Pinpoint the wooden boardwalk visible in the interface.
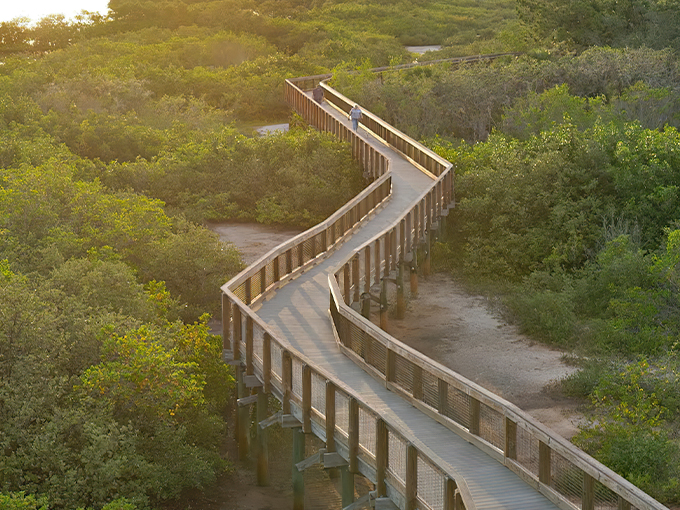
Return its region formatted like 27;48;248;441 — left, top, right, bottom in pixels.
223;73;666;510
253;98;560;510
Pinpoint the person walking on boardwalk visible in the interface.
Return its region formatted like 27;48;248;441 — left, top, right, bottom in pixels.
312;85;324;104
349;104;362;131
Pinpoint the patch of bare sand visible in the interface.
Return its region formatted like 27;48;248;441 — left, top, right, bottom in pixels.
386;273;584;439
210;222;304;265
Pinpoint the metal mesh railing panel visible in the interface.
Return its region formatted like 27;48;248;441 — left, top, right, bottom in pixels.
394;353;414;394
253;326;264;370
250;272;261;301
594;478;620;510
302;237;315;264
444;385;469;429
417;457;445;510
271;342;283;382
422;370;439;410
348;322;365;359
232;282;246;302
265;261;275;289
479;401;504;450
336;391;349;437
311;372;326;415
291;245;302;271
388;430;406;486
278;254;287;279
292;358;303;400
367;339;387;376
516;426;539;477
551;449;583;507
358;407;376;457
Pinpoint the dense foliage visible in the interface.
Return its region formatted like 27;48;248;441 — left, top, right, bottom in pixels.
517;0;680;50
0;0;381;507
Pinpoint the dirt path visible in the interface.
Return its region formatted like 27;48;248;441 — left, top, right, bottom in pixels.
386;273;583;439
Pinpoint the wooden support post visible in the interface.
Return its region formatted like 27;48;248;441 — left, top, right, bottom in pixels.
396;262;405;319
374;240;380;286
246;316;254;375
583;472;595;510
364;246;371;294
282;351;292;414
221;294;231;351
352;256;360;304
386;349;396;383
263;333;271;394
438;379;448;417
292;427;305;510
376;419;388;497
343;263;351;305
273;255;280;283
286;249;293;274
445;478;458;510
384;231;391;278
302;365;312;434
505;418;517;460
260;266;266;296
237;367;249;460
348;398;359;474
340;465;354;509
391;227;398;272
412;365;423;401
325;381;336;453
469;397;480;436
539;440;551;486
245;279;252;305
455;491;463;510
256;388;269;486
410;262;418;298
361;293;371;320
233;363;241;446
423;231;431;276
405;213;412;254
405;444;418;510
380;278;388;330
233;304;242;361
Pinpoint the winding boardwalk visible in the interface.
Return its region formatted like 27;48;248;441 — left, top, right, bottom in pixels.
222;68;667;510
256;102;558;509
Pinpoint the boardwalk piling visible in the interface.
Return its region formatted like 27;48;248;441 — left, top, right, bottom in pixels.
256;388;269;486
292;427;305;510
380;279;388;329
396;262;405;319
236;365;249;460
410;262;418;297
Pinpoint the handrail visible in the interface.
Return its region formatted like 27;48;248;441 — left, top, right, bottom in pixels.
319;83;451;178
222;78;474;509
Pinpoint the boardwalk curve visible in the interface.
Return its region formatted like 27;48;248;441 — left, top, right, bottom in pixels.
221;61;668;510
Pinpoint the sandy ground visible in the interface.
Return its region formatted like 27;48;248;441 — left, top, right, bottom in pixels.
210;222;303;265
386;273;583;439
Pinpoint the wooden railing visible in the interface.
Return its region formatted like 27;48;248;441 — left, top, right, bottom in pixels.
222;77;474;509
223;58;668;510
